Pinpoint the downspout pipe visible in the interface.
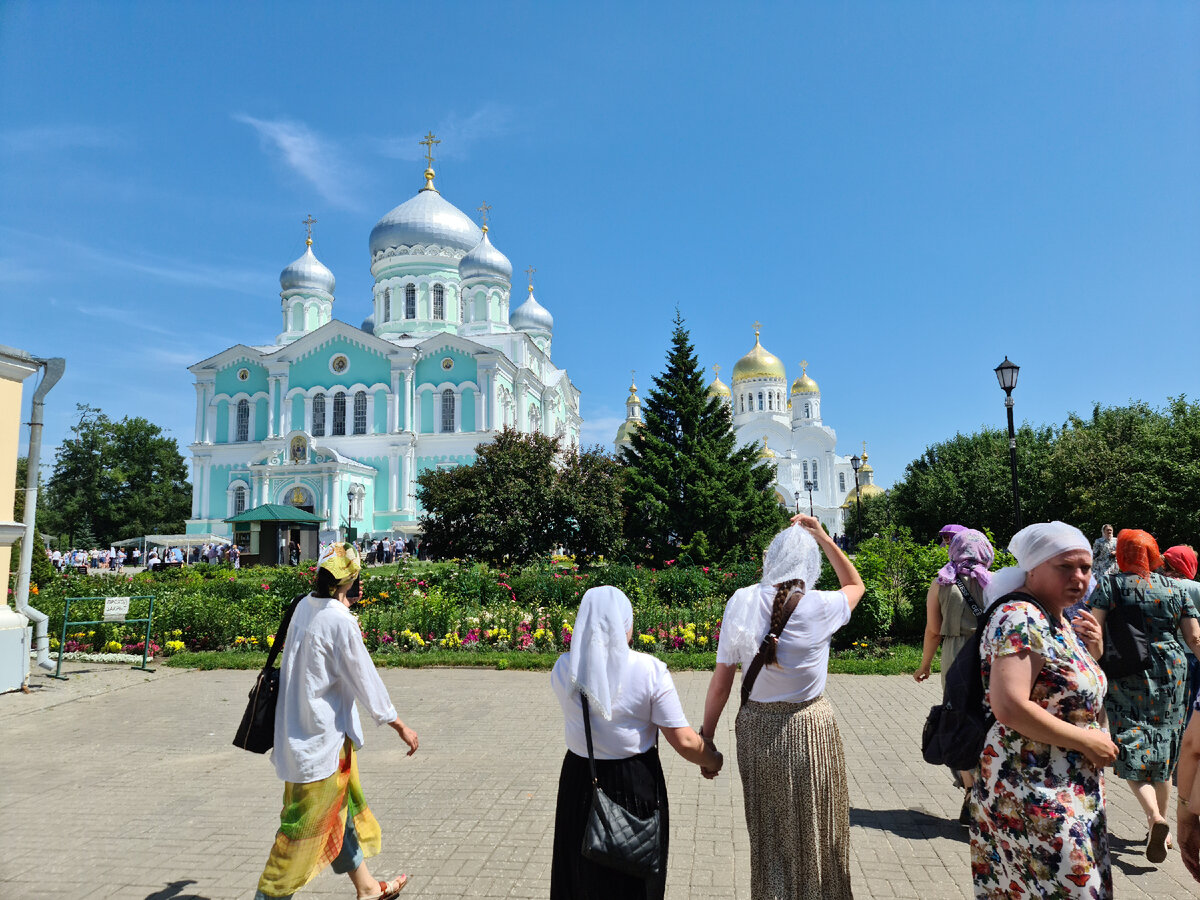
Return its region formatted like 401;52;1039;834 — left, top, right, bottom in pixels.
14;356;65;671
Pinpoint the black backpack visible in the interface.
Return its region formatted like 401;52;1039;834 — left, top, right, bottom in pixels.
921;591;1054;772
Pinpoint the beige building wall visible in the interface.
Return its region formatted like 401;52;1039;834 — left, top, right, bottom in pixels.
0;351;39;596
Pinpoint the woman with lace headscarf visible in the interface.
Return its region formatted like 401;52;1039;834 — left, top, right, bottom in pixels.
1088;529;1200;864
913;529;995;821
701;515;864;900
549;586;721;900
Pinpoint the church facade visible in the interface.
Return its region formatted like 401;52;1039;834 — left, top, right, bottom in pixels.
186;147;582;539
614;326;881;537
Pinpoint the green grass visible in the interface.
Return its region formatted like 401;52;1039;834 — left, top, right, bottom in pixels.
164;643;931;675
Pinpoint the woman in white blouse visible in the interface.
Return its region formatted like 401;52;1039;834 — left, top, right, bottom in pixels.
254;543;418;900
550;586;723;900
701;516;864;900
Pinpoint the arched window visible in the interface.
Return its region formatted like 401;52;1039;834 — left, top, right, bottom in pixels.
405;284;416;319
441;389;455;433
353;390;367;434
233;485;247;516
459;295;466;323
530;405;542;432
811;460;819;490
839;472;846;492
739;395;745;413
804;402;811;418
382;287;391;323
312;393;326;436
433;284;445;319
767;393;773;411
236;399;249;442
332;391;346;435
757;392;764;411
802;460;809;481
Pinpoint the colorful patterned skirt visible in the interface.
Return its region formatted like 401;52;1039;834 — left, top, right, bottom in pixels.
257;737;382;897
735;695;852;900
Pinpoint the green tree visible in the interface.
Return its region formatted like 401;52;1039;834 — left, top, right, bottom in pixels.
42;405;191;547
416;428;625;565
621;313;785;564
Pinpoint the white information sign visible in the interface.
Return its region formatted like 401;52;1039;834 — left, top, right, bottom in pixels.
103;596;131;623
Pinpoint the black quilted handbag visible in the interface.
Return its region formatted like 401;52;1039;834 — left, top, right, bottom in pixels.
579;694;662;878
232;595;303;753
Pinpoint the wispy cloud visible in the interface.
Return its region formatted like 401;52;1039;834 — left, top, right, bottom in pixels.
0;124;124;154
0;256;54;283
579;415;623;450
376;103;514;161
78;304;179;336
234;114;361;210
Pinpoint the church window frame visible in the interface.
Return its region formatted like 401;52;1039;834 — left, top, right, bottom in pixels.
312;393;326;436
811;459;819;490
802;460;809;482
433;284;445;320
804;401;811;418
767;393;773;411
235;399;250;442
757;391;764;411
382;287;391;323
405;284;416;319
839;472;846;492
441;389;455;433
332;391;347;436
739;395;744;414
233;485;247;517
353;390;367;435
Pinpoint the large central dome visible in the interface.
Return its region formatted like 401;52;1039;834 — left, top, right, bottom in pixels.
369;181;481;259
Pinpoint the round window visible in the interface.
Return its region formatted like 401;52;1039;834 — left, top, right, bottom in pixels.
237;368;250;381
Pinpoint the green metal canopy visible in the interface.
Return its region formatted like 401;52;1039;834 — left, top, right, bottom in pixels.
224;503;325;524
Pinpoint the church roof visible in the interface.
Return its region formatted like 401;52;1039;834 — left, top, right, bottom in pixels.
225;503;325;524
732;329;785;383
280;242;335;294
459;228;512;281
511;288;554;333
370;181;481;259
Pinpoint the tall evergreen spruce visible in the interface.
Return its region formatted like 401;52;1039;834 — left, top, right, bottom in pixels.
621;313;785;563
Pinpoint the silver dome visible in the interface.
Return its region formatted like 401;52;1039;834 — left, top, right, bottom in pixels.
280;244;335;294
370;189;481;258
361;312;376;333
511;290;554;333
459;230;512;281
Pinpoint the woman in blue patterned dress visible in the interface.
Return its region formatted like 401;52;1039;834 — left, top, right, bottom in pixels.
972;522;1118;899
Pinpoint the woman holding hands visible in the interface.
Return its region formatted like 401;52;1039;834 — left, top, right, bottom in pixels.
701;514;864;900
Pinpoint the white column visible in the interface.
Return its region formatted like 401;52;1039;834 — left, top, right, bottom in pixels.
389;452;399;510
414;389;422;434
389;371;400;432
193;384;204;444
267;378;277;437
279;372;290;432
203;388;216;443
454;389;462;432
325;473;334;528
247;401;257;443
406;373;414;431
366;393;376;434
200;461;211;519
304;395;313;433
324;398;332;437
190;459;202;517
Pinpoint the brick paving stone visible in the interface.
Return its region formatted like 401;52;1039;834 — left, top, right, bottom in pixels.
2;664;1199;898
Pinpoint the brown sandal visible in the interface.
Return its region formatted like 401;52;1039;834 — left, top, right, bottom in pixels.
361;875;407;900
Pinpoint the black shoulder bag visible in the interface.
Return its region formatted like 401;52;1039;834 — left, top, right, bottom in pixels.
1098;574;1152;680
579;694;662;879
232;594;304;754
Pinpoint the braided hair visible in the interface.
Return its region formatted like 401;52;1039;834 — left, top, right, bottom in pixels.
762;578;805;666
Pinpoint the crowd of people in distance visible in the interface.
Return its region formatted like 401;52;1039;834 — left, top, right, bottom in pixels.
916;521;1200;898
51;546;132;571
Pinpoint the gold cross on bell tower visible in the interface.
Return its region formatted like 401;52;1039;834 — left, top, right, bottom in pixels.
801;359;808;375
302;214;317;246
526;265;536;293
477;202;491;230
713;364;721;379
419;131;440;167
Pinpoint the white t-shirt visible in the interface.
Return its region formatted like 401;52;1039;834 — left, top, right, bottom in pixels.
716;585;851;703
551;651;690;760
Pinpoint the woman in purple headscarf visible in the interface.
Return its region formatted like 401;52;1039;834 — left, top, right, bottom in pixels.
914;529;995;820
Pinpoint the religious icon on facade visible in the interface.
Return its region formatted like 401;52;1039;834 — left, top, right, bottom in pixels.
290;436;306;463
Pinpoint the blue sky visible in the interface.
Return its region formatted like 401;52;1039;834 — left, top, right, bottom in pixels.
3;1;1197;487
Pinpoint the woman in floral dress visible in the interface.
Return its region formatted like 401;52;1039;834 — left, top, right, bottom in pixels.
972;522;1118;899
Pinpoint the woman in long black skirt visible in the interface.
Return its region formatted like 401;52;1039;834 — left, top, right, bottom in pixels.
550;586;723;900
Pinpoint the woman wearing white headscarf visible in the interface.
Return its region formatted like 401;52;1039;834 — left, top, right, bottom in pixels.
971;522;1117;899
701;515;865;900
549;586;722;900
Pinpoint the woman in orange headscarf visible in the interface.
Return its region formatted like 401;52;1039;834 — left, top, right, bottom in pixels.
1088;530;1200;864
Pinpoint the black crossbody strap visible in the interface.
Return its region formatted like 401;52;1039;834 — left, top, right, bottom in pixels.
262;593;305;674
580;693;599;785
956;577;986;619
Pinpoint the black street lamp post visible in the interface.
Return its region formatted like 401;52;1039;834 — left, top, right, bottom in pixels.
850;454;862;546
994;356;1022;533
804;480;815;517
793;490;800;515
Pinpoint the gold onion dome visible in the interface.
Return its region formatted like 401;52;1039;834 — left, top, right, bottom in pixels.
758;436;777;459
707;365;731;398
615;418;640;444
732;327;786;384
791;360;819;395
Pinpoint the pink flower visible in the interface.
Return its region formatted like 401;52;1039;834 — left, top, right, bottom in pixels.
665;559;675;566
261;584;270;590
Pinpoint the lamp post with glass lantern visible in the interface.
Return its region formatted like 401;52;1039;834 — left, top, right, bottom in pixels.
793;490;800;515
994;356;1022;532
804;480;815;517
850;454;862;546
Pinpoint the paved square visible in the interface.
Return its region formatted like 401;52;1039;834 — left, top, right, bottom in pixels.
2;663;1197;898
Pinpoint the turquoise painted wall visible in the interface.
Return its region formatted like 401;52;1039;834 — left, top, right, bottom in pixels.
373;390;388;433
206;464;232;518
420;391;433;434
290;394;304;431
215;360;268;396
462;388;475;432
255;398;269;440
415;345;477;388
289;337;391;391
215;401;229;443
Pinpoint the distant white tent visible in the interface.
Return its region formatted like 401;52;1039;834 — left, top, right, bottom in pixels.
143;533;231;548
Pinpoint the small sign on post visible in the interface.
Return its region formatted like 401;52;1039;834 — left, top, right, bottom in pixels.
103;597;130;623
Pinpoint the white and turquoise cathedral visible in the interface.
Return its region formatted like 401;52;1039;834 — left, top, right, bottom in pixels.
186;144;582;540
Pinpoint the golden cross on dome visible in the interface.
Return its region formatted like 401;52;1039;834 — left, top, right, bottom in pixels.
526;265;536;292
801;359;808;374
713;364;722;379
477;202;491;228
753;320;761;336
419;131;440;167
862;440;868;457
302;214;317;246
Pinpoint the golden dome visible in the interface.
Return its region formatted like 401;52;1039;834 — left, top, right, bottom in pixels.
860;445;874;473
732;327;786;384
758;436;777;459
615;418;640;445
707;364;731;398
791;360;819;395
841;482;884;507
